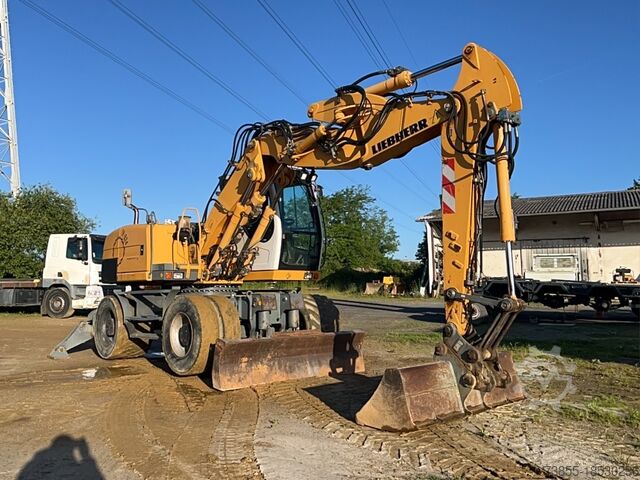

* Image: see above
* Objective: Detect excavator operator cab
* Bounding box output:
[277,182,323,270]
[251,176,324,274]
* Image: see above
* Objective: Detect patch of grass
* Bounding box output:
[384,332,442,344]
[559,396,640,428]
[501,341,531,361]
[590,395,626,409]
[504,334,640,363]
[311,288,441,303]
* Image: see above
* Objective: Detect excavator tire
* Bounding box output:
[94,296,145,359]
[301,294,340,332]
[162,294,221,376]
[207,295,242,340]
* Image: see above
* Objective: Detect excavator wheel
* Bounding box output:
[301,294,340,332]
[207,295,242,340]
[162,294,221,376]
[94,296,146,359]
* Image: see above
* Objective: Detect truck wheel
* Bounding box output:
[162,295,222,376]
[301,295,340,332]
[94,296,145,359]
[43,287,74,319]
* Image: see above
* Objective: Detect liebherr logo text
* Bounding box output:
[371,119,428,154]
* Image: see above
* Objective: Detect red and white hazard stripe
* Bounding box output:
[442,158,456,214]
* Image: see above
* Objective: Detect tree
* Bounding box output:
[0,185,95,278]
[628,179,640,190]
[319,185,398,275]
[415,229,429,265]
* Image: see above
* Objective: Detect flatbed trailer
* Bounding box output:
[476,277,640,320]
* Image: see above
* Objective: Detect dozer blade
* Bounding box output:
[211,330,365,391]
[48,320,94,360]
[355,352,525,432]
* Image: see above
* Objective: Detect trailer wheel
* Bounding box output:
[43,287,74,319]
[162,295,222,376]
[94,296,145,359]
[301,295,339,332]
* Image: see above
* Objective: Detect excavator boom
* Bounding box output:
[53,43,526,432]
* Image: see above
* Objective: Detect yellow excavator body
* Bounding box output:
[54,42,527,432]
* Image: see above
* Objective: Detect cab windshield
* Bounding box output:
[278,185,321,270]
[91,235,105,264]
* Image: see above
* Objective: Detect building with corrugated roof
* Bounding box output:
[418,190,640,282]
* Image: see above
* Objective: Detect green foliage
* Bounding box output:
[0,185,95,278]
[318,268,381,293]
[319,185,398,275]
[379,257,423,292]
[415,230,429,265]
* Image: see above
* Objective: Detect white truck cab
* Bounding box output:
[40,234,107,316]
[0,233,108,318]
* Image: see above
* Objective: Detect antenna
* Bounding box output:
[0,0,20,196]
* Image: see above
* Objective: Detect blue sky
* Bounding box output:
[7,0,640,259]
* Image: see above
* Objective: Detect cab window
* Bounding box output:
[278,185,321,270]
[66,237,88,261]
[91,235,105,264]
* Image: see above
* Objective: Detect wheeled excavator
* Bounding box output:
[52,43,525,431]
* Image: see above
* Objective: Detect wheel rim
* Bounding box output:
[169,312,193,358]
[49,293,66,314]
[98,310,116,343]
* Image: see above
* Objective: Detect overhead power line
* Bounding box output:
[382,164,435,205]
[18,0,234,134]
[108,0,269,120]
[256,0,336,89]
[345,0,391,68]
[336,171,422,233]
[381,0,418,67]
[191,0,309,106]
[399,159,441,201]
[338,1,442,202]
[332,0,384,71]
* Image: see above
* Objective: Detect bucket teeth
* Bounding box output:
[211,330,365,391]
[355,352,526,432]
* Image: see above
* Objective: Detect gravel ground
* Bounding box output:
[0,299,638,479]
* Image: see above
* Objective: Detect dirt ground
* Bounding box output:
[0,299,638,480]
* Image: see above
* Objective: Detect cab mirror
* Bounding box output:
[123,189,132,208]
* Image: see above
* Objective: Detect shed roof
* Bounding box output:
[418,190,640,221]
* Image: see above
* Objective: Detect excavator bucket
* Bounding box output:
[211,330,365,391]
[355,352,525,432]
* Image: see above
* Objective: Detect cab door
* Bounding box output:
[277,184,323,271]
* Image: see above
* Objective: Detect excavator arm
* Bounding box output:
[201,42,522,333]
[197,43,526,429]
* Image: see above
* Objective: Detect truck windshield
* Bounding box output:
[91,235,105,264]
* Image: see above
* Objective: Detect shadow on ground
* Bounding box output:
[17,435,104,480]
[304,374,382,422]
